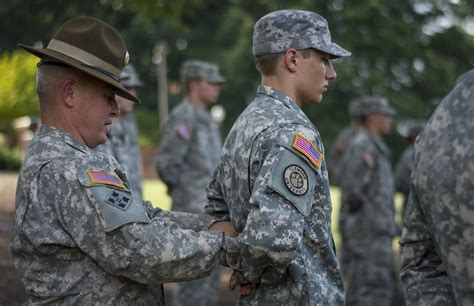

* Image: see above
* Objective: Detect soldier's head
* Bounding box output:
[353,96,396,137]
[181,60,224,107]
[20,16,134,148]
[116,64,143,114]
[252,10,350,105]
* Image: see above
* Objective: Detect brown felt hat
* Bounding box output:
[18,16,140,103]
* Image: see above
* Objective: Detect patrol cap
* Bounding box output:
[18,16,140,103]
[348,99,363,118]
[252,10,351,58]
[121,64,143,88]
[181,60,225,84]
[355,96,397,117]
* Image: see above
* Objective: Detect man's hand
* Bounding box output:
[209,221,239,237]
[229,272,256,296]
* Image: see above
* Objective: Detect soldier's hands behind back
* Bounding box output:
[209,221,239,237]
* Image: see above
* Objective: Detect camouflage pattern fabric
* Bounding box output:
[10,125,239,305]
[399,69,474,305]
[206,86,344,305]
[252,10,351,58]
[96,112,143,202]
[157,99,222,214]
[327,125,359,186]
[339,129,398,306]
[157,99,223,306]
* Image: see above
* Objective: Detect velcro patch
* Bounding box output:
[176,124,191,141]
[88,170,125,189]
[106,189,132,211]
[292,133,322,169]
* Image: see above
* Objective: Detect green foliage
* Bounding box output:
[0,0,473,163]
[0,144,22,171]
[0,51,39,129]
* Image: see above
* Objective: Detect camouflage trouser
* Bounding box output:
[173,267,222,306]
[345,235,398,306]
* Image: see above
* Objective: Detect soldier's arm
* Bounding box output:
[49,162,240,285]
[399,186,456,304]
[205,165,231,221]
[156,116,193,189]
[232,127,317,284]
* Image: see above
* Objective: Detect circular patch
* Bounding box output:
[283,165,308,196]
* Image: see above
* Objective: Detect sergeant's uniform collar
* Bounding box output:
[257,85,301,111]
[37,125,90,154]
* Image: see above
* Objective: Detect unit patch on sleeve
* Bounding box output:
[283,165,308,196]
[87,170,125,189]
[291,132,322,169]
[106,190,132,211]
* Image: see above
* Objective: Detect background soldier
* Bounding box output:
[10,16,239,305]
[96,64,144,202]
[400,69,474,305]
[205,10,351,305]
[338,96,399,306]
[156,60,225,306]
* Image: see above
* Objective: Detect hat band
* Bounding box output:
[48,39,121,78]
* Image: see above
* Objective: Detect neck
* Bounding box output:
[187,92,206,110]
[364,125,382,139]
[261,74,300,106]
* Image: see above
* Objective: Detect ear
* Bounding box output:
[283,48,298,73]
[60,79,77,108]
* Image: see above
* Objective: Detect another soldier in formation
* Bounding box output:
[156,60,225,306]
[206,10,351,305]
[394,120,424,218]
[327,99,363,277]
[96,64,144,202]
[10,17,239,305]
[400,69,474,305]
[338,96,399,306]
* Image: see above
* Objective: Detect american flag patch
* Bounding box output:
[292,133,322,169]
[87,170,125,189]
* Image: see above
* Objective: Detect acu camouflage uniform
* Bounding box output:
[96,112,143,202]
[156,60,224,306]
[11,125,239,305]
[338,98,398,306]
[157,99,222,214]
[206,86,344,305]
[400,69,474,305]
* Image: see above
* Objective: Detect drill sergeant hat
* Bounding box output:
[19,16,140,103]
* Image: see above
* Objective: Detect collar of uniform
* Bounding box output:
[37,125,90,154]
[185,98,213,123]
[364,129,390,157]
[257,85,301,111]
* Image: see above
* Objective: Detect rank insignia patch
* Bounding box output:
[176,124,191,141]
[292,133,322,169]
[106,190,132,211]
[88,170,125,189]
[283,165,308,196]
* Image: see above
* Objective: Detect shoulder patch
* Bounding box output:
[292,133,322,169]
[176,124,191,141]
[283,165,308,196]
[363,152,375,168]
[88,170,125,189]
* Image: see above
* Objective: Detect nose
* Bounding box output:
[110,97,119,117]
[326,62,337,80]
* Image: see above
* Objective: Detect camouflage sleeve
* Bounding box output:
[50,162,233,284]
[156,115,193,189]
[399,186,456,304]
[339,140,372,212]
[235,127,320,284]
[205,165,231,221]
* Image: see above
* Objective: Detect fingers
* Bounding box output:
[209,221,239,237]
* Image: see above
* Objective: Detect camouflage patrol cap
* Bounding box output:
[252,10,351,58]
[181,60,225,84]
[355,96,397,117]
[120,64,143,88]
[348,99,363,118]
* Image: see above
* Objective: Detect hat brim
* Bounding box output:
[315,42,351,59]
[208,75,225,85]
[19,44,140,103]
